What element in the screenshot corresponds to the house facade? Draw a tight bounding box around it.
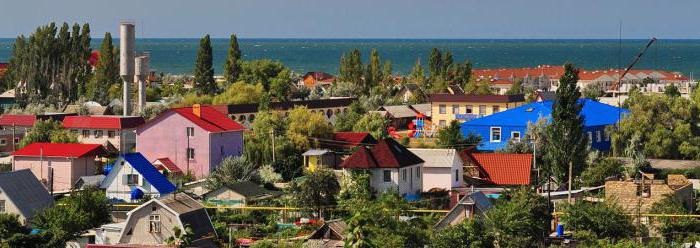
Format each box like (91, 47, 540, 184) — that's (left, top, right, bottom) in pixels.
(101, 153, 176, 202)
(460, 99, 629, 151)
(63, 115, 145, 152)
(408, 148, 464, 191)
(299, 71, 335, 89)
(136, 105, 246, 179)
(429, 94, 525, 129)
(341, 139, 424, 196)
(13, 143, 106, 192)
(0, 169, 54, 224)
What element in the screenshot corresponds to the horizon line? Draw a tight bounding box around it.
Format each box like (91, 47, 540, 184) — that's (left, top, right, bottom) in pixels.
(1, 37, 698, 40)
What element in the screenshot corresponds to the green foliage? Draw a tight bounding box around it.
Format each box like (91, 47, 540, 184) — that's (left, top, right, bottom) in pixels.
(484, 188, 551, 248)
(86, 32, 119, 104)
(560, 201, 635, 240)
(32, 187, 111, 247)
(365, 49, 384, 90)
(542, 63, 587, 185)
(352, 112, 390, 140)
(206, 156, 258, 190)
(212, 82, 264, 105)
(19, 119, 78, 148)
(463, 80, 493, 95)
(165, 225, 195, 248)
(257, 164, 282, 184)
(135, 104, 169, 120)
(611, 92, 700, 159)
(239, 60, 291, 91)
(428, 48, 443, 79)
(288, 168, 340, 215)
(193, 34, 216, 95)
(649, 195, 700, 242)
(175, 93, 213, 107)
(244, 111, 303, 181)
(223, 34, 242, 86)
(334, 102, 365, 131)
(436, 120, 481, 149)
(337, 170, 373, 208)
(580, 155, 623, 187)
(338, 49, 364, 92)
(409, 58, 426, 86)
(0, 213, 27, 240)
(664, 84, 681, 97)
(581, 82, 605, 101)
(505, 79, 524, 95)
(286, 106, 334, 150)
(429, 219, 493, 248)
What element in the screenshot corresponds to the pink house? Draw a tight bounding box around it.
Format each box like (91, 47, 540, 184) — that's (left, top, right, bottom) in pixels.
(136, 105, 246, 179)
(12, 143, 107, 193)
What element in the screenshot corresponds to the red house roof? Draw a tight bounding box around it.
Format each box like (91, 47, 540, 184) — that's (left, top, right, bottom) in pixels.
(341, 138, 424, 169)
(13, 143, 107, 158)
(63, 116, 145, 129)
(153, 157, 183, 175)
(0, 114, 37, 127)
(462, 152, 533, 186)
(331, 132, 378, 149)
(171, 106, 246, 132)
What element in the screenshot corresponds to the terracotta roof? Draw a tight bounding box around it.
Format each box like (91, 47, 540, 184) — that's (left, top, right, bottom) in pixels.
(304, 71, 336, 83)
(461, 152, 533, 186)
(429, 94, 525, 103)
(341, 138, 423, 169)
(153, 157, 183, 175)
(63, 116, 144, 129)
(332, 132, 378, 149)
(13, 143, 107, 158)
(171, 106, 246, 132)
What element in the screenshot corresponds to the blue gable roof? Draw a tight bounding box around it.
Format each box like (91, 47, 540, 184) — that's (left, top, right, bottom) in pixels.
(122, 153, 177, 195)
(462, 98, 629, 128)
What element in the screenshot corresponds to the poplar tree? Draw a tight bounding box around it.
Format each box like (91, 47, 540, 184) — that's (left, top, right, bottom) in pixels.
(428, 48, 443, 79)
(223, 34, 242, 86)
(193, 35, 216, 95)
(409, 58, 426, 86)
(87, 32, 118, 104)
(442, 51, 453, 76)
(338, 49, 363, 90)
(542, 63, 587, 185)
(365, 49, 383, 89)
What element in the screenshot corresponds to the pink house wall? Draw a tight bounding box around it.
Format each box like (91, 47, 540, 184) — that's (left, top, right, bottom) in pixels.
(136, 112, 244, 179)
(13, 156, 96, 192)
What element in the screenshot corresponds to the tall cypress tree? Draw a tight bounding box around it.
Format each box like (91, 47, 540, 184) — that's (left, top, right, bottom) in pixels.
(338, 49, 363, 88)
(428, 48, 443, 79)
(88, 32, 118, 104)
(365, 49, 382, 90)
(542, 63, 587, 185)
(193, 34, 216, 95)
(223, 34, 242, 86)
(442, 51, 453, 77)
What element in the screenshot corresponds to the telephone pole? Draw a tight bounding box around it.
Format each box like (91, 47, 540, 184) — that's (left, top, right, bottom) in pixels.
(270, 129, 276, 162)
(567, 161, 573, 203)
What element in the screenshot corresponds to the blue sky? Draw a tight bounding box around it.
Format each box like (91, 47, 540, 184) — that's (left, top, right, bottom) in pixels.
(1, 0, 699, 39)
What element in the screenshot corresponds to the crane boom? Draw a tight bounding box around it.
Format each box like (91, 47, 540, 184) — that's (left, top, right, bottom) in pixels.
(612, 37, 657, 92)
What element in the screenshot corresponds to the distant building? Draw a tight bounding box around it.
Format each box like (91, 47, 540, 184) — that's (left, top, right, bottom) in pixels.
(606, 174, 695, 214)
(136, 105, 246, 178)
(460, 99, 628, 151)
(0, 89, 16, 109)
(434, 191, 492, 230)
(101, 153, 176, 202)
(202, 181, 280, 207)
(460, 151, 533, 187)
(63, 115, 145, 152)
(341, 138, 424, 196)
(429, 94, 526, 128)
(74, 174, 106, 190)
(372, 105, 421, 130)
(396, 83, 423, 103)
(325, 132, 377, 151)
(300, 71, 336, 89)
(305, 219, 348, 248)
(0, 129, 24, 154)
(408, 148, 464, 191)
(13, 143, 107, 192)
(0, 169, 54, 224)
(211, 97, 356, 127)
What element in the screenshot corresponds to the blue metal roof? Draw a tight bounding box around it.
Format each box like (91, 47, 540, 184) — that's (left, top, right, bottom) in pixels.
(122, 153, 177, 195)
(462, 99, 629, 128)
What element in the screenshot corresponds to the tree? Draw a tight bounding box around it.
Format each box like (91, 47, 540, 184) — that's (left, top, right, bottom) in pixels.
(19, 119, 78, 148)
(560, 201, 635, 240)
(165, 225, 194, 248)
(365, 49, 383, 90)
(286, 106, 334, 150)
(212, 82, 264, 105)
(193, 34, 216, 95)
(664, 84, 681, 97)
(409, 58, 426, 87)
(436, 120, 481, 149)
(579, 155, 623, 187)
(581, 82, 605, 101)
(429, 219, 493, 248)
(238, 60, 291, 90)
(334, 102, 365, 131)
(0, 213, 27, 240)
(206, 156, 258, 190)
(505, 79, 524, 95)
(86, 32, 118, 104)
(649, 195, 700, 242)
(338, 49, 364, 91)
(484, 188, 551, 248)
(288, 168, 340, 217)
(541, 63, 587, 185)
(428, 48, 443, 79)
(353, 113, 389, 140)
(463, 80, 493, 95)
(223, 34, 242, 86)
(441, 51, 453, 76)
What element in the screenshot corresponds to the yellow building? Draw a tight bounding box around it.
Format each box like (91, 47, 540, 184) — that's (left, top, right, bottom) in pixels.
(429, 94, 526, 128)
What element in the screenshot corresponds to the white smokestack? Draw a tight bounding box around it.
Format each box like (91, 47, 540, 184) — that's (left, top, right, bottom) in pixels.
(120, 22, 135, 116)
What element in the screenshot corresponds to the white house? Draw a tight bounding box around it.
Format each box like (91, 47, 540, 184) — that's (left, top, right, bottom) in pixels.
(340, 139, 424, 196)
(101, 153, 176, 202)
(408, 148, 464, 191)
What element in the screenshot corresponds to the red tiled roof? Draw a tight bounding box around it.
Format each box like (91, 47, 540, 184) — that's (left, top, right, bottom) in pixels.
(429, 94, 525, 103)
(63, 116, 145, 129)
(172, 106, 246, 132)
(89, 51, 99, 67)
(0, 114, 37, 126)
(13, 143, 107, 158)
(332, 132, 377, 149)
(304, 71, 336, 83)
(0, 63, 8, 70)
(462, 152, 533, 186)
(341, 138, 424, 169)
(154, 157, 183, 175)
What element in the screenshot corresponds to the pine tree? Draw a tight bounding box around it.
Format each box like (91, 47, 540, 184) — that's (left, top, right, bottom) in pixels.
(223, 34, 242, 86)
(88, 32, 118, 104)
(428, 48, 443, 79)
(193, 34, 216, 95)
(542, 63, 587, 185)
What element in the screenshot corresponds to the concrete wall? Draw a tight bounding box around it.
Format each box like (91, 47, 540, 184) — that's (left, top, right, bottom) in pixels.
(14, 156, 96, 192)
(605, 181, 695, 213)
(119, 201, 180, 245)
(368, 164, 423, 196)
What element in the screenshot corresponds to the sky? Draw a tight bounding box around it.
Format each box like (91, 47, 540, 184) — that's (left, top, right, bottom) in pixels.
(1, 0, 699, 39)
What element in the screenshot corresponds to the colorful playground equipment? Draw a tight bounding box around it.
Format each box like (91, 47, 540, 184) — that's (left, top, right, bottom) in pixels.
(387, 113, 434, 139)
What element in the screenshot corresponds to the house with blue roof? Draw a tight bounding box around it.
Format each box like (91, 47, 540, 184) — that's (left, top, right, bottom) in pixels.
(460, 99, 629, 151)
(101, 153, 177, 202)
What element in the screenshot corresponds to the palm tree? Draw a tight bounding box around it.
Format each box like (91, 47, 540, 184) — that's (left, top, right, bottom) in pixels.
(165, 224, 194, 248)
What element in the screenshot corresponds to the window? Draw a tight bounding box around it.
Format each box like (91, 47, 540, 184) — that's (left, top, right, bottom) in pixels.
(187, 148, 195, 160)
(511, 131, 521, 142)
(416, 167, 420, 178)
(0, 139, 6, 146)
(466, 105, 473, 114)
(0, 200, 5, 212)
(492, 105, 500, 113)
(82, 130, 90, 137)
(108, 131, 116, 138)
(402, 169, 407, 181)
(478, 105, 486, 115)
(596, 131, 602, 143)
(13, 138, 18, 144)
(186, 127, 195, 136)
(490, 127, 502, 142)
(439, 120, 446, 127)
(71, 129, 79, 134)
(439, 104, 446, 114)
(455, 169, 459, 182)
(94, 130, 103, 138)
(126, 174, 139, 185)
(149, 215, 161, 233)
(452, 105, 459, 114)
(383, 170, 391, 182)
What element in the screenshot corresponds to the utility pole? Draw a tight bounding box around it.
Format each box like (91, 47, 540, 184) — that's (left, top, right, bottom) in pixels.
(567, 161, 573, 203)
(270, 129, 276, 162)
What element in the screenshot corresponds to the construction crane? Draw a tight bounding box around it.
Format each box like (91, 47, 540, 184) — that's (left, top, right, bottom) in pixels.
(611, 37, 657, 95)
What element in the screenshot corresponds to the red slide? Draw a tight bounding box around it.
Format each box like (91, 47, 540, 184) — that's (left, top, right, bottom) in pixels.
(387, 126, 402, 139)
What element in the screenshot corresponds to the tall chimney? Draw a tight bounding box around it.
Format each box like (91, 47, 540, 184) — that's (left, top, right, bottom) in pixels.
(120, 22, 135, 116)
(192, 104, 201, 118)
(135, 54, 149, 113)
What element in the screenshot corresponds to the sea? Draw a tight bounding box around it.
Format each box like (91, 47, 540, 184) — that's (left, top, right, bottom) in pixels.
(1, 38, 699, 78)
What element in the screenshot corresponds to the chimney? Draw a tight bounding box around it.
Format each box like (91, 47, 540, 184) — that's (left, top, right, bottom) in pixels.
(192, 104, 201, 118)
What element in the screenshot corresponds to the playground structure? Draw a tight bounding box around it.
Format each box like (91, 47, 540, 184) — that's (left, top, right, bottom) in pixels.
(388, 113, 434, 139)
